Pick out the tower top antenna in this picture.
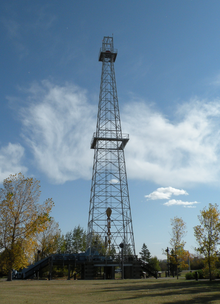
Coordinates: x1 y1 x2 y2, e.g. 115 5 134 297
99 36 117 62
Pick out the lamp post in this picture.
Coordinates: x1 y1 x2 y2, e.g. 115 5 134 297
119 243 124 279
37 250 40 280
165 247 170 277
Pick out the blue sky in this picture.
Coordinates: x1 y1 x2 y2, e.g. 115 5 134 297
1 0 220 259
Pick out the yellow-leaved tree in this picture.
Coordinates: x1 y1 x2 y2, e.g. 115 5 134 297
0 173 54 281
35 217 60 261
194 203 220 281
169 217 189 276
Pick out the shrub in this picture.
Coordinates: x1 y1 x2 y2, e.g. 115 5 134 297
185 272 194 280
197 269 204 279
185 270 204 280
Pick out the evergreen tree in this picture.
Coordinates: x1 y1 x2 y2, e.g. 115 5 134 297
64 225 86 254
139 243 151 262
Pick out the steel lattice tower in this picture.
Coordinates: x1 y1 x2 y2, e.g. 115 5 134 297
87 36 135 256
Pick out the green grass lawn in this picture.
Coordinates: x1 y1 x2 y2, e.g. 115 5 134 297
0 277 220 304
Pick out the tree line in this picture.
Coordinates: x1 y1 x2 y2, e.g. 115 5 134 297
0 173 119 280
1 173 220 281
162 205 220 281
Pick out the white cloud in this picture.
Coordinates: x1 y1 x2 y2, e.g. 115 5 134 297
184 205 196 209
145 187 188 200
20 80 96 184
14 80 220 186
163 199 199 207
122 99 220 187
0 143 27 183
109 179 119 184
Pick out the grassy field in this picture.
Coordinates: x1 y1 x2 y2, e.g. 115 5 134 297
0 277 220 304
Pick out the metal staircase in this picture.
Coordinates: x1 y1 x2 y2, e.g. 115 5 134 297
21 256 50 279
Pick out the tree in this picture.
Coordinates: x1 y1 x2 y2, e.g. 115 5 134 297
150 256 161 271
170 216 187 252
0 173 54 280
108 244 116 258
190 254 204 270
139 244 160 272
194 203 220 281
56 234 66 254
64 225 86 254
139 243 151 262
91 233 106 255
159 259 167 271
36 217 60 261
124 243 133 256
169 216 188 271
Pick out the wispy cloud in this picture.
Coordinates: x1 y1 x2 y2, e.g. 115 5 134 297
163 199 199 208
1 18 29 58
145 187 188 200
8 80 220 186
0 143 27 183
1 18 21 39
33 7 56 30
19 80 96 184
1 7 56 60
123 99 220 187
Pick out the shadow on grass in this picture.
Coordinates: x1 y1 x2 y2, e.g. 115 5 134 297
101 280 220 303
164 293 220 304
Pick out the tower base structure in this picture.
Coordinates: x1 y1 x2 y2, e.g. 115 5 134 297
19 253 157 280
